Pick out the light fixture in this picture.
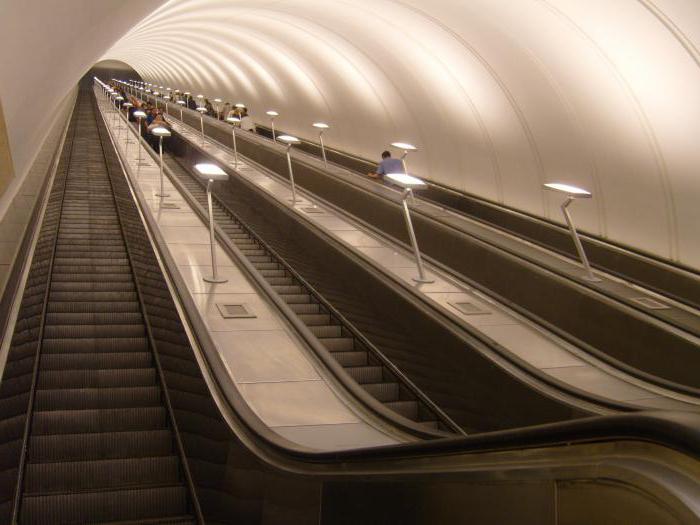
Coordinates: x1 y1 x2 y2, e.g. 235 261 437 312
196 106 208 144
226 116 241 168
391 142 418 175
312 122 329 168
176 99 186 120
120 102 133 144
151 127 172 198
277 135 301 205
543 182 600 282
266 111 279 142
133 110 147 168
235 103 245 109
214 98 222 120
386 173 433 283
194 163 230 284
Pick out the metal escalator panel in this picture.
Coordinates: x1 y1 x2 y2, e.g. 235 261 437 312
0 87 197 524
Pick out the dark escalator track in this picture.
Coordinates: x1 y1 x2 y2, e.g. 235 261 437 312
0 87 199 523
161 153 456 433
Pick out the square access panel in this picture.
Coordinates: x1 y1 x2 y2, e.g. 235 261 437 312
216 303 256 319
448 301 491 316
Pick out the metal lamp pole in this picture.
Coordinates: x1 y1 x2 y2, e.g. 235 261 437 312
194 164 229 284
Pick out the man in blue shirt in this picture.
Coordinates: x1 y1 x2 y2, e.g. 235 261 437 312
368 151 404 179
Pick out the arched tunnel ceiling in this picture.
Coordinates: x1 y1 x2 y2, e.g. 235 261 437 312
3 0 696 269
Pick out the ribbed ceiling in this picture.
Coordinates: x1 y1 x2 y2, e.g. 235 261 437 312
98 0 700 269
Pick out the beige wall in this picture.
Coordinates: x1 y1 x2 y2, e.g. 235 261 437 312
0 99 14 198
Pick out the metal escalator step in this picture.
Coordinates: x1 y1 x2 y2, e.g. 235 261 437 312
281 293 312 304
238 248 266 257
50 273 133 283
37 368 156 389
259 269 286 277
31 407 167 435
29 429 174 462
288 303 321 314
50 281 135 292
297 313 331 326
322 337 354 352
266 276 294 286
253 262 280 270
43 324 146 339
47 291 139 302
271 284 304 295
53 257 129 266
46 312 143 325
246 255 273 263
345 366 383 384
42 337 148 354
20 484 189 524
35 386 161 411
362 382 400 402
385 400 419 420
24 456 180 494
309 325 342 338
331 351 368 367
51 265 131 274
39 352 153 371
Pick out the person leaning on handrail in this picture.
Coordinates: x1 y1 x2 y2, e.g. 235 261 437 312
368 150 404 180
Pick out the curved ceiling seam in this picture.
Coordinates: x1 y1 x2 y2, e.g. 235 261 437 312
636 0 700 69
536 0 679 261
391 0 551 217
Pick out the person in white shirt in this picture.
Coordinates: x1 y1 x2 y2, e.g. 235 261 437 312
239 109 256 132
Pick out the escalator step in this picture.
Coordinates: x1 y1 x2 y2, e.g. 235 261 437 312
29 429 174 462
281 293 312 304
42 337 148 353
37 368 156 389
362 382 400 402
50 281 135 292
47 301 141 314
43 324 146 339
35 386 161 411
385 400 419 420
20 485 189 524
259 269 286 278
45 312 144 325
288 303 321 314
266 276 294 286
39 352 153 371
297 313 331 326
345 366 383 384
331 351 368 367
322 338 354 352
24 456 181 494
31 406 167 435
309 325 342 338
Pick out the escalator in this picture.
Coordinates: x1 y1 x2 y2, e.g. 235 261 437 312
0 76 699 524
0 85 200 523
162 152 457 433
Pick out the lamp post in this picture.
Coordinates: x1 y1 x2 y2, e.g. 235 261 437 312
391 142 418 175
163 95 171 114
386 173 434 283
113 96 124 126
177 100 186 120
133 110 147 167
184 92 191 109
194 163 229 283
312 122 329 168
153 92 160 109
214 98 222 120
150 126 172 198
543 183 601 282
266 111 279 141
226 116 240 168
196 107 208 144
119 102 133 142
277 135 301 205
